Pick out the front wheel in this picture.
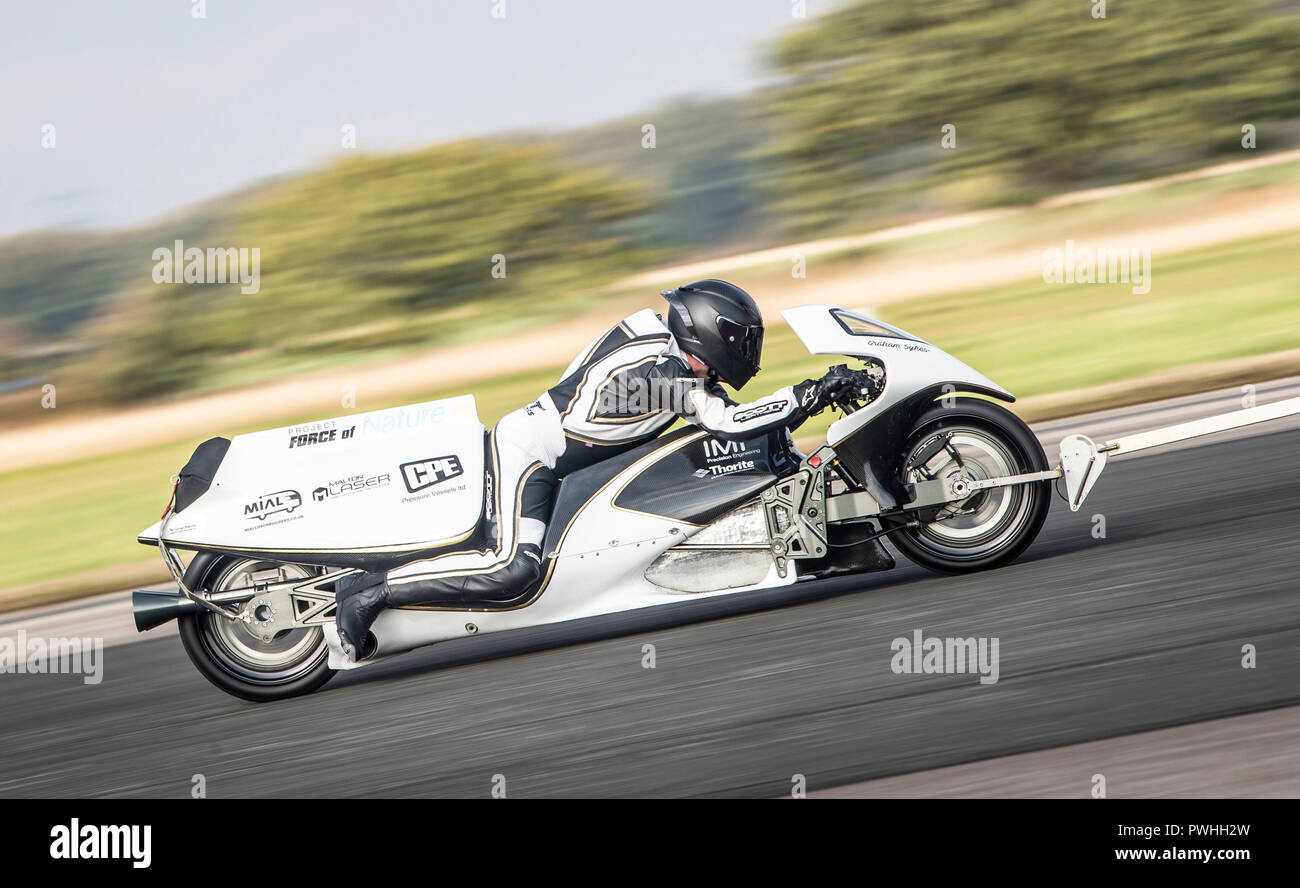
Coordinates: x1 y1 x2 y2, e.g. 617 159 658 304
177 553 335 702
887 398 1050 573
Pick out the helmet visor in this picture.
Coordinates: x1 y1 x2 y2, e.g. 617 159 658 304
716 315 763 375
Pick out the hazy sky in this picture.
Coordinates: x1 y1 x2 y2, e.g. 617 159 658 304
0 1 819 238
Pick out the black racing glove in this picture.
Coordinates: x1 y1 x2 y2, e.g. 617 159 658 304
792 370 855 416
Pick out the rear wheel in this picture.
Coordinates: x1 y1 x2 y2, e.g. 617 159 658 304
888 399 1050 573
177 554 335 702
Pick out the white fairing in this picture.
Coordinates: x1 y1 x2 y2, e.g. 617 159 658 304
781 304 1014 446
138 396 485 557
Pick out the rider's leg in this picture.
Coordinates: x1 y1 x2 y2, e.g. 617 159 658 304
383 464 556 607
334 418 558 659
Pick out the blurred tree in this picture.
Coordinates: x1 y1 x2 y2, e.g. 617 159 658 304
87 140 651 402
227 139 649 349
94 288 213 402
554 98 772 251
0 233 129 340
762 0 1300 234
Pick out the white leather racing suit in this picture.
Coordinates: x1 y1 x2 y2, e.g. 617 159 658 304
382 308 815 606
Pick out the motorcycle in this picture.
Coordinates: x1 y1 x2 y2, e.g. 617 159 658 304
130 304 1118 700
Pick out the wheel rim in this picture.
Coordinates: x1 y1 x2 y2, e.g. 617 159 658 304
199 560 328 683
905 427 1037 561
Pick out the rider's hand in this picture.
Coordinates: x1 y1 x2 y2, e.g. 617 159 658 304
793 371 855 416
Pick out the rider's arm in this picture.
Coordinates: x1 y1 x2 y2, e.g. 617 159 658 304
648 357 818 441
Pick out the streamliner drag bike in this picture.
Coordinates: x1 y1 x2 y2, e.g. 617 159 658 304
132 305 1300 700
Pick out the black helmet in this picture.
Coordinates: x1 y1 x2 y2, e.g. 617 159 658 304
661 280 765 389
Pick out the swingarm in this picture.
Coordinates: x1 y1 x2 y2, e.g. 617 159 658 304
155 510 353 637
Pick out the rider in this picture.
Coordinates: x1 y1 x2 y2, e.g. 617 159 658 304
334 280 855 660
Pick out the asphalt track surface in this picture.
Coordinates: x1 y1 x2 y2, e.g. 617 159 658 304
2 410 1298 797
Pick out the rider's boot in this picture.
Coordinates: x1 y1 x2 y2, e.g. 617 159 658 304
335 577 391 662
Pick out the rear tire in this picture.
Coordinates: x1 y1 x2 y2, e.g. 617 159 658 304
177 553 335 702
888 398 1050 573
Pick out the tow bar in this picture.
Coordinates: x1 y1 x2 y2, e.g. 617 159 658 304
815 395 1300 539
993 395 1300 511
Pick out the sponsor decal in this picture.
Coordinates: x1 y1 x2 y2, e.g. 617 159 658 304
699 437 763 477
244 513 305 532
287 420 336 435
400 454 465 493
732 401 785 423
288 423 355 449
312 472 391 502
703 459 757 477
401 482 467 504
858 338 931 354
361 404 450 436
243 490 302 521
703 438 750 461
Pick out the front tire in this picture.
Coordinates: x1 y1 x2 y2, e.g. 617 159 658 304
177 553 335 702
888 398 1050 573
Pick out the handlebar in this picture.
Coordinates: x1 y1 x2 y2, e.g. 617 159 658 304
826 363 881 415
